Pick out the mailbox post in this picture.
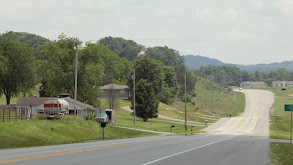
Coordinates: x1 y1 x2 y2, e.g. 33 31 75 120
101 122 106 140
205 120 208 127
170 125 175 134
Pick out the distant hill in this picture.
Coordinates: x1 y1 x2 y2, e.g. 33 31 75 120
184 55 225 68
3 31 51 59
184 55 293 72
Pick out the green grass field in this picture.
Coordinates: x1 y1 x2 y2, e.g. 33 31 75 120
0 116 156 149
270 142 293 165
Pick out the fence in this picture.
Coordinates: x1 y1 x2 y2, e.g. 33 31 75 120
0 108 32 122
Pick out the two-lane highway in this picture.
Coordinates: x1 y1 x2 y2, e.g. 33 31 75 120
0 89 274 165
204 89 274 136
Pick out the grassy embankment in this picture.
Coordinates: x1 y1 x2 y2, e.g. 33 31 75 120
0 116 156 149
158 78 245 124
100 78 245 134
100 99 203 135
270 142 293 165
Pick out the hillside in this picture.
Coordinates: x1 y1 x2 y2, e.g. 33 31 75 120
184 55 293 72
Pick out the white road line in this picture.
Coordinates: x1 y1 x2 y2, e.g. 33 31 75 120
141 136 236 165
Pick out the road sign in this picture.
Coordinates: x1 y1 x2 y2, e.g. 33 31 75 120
285 104 293 111
285 104 293 144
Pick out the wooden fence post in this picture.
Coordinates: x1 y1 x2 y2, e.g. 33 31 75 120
15 109 17 121
21 108 23 121
3 109 5 122
9 108 11 121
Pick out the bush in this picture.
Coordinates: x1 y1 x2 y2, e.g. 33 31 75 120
84 114 95 121
31 114 43 120
61 115 85 122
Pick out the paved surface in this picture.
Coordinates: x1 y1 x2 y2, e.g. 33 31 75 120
0 89 275 165
0 135 271 165
204 89 274 136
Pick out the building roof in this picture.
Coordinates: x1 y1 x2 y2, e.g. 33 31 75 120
16 97 93 109
16 97 51 107
63 97 93 109
100 83 129 90
0 104 16 109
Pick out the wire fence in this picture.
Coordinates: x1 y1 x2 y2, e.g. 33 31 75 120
0 108 32 122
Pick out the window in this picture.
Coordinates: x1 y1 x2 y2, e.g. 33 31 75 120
120 90 125 94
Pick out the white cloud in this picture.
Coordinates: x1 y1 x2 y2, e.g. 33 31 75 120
276 0 293 14
250 0 263 9
223 8 238 20
154 7 185 17
195 8 216 20
120 17 138 29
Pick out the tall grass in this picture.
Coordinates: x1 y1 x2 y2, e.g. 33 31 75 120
0 117 155 149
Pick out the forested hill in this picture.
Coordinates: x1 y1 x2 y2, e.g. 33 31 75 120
184 55 225 68
3 31 50 59
184 55 293 72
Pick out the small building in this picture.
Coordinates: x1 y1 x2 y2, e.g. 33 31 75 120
99 83 130 100
272 81 293 87
16 96 94 116
240 81 266 87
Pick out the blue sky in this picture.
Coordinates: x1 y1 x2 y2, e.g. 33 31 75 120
1 0 293 65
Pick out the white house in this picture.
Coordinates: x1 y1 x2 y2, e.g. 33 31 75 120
272 81 293 87
240 81 266 87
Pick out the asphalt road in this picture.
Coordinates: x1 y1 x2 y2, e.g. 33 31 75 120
204 89 274 136
0 89 274 165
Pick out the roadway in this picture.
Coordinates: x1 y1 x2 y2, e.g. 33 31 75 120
0 89 274 165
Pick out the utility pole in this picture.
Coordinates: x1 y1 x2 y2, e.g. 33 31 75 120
74 42 79 116
133 69 136 125
205 91 207 110
185 74 187 131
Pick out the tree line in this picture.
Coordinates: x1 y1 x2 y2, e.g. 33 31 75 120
195 65 293 87
0 32 197 121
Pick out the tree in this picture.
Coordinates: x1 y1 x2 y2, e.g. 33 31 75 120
106 84 119 110
134 79 158 121
0 33 36 104
3 31 50 59
98 37 144 61
160 66 178 104
38 35 105 107
128 56 165 121
145 46 186 87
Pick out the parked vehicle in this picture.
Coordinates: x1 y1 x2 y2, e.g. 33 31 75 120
43 98 69 119
95 113 109 123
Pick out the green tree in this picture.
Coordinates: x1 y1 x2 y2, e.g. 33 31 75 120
129 56 165 120
98 37 144 61
3 31 50 59
38 35 104 107
0 33 36 104
134 79 159 121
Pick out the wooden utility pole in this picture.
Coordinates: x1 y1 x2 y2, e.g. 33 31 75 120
74 42 78 116
185 74 187 131
133 69 136 125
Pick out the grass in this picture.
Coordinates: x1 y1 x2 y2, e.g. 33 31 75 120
159 78 245 124
0 85 40 105
270 142 293 165
115 116 203 135
0 116 156 149
100 99 203 134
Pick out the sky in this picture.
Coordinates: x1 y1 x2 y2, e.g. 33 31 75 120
1 0 293 65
